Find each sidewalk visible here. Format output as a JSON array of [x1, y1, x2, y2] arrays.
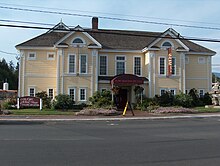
[[1, 112, 220, 122]]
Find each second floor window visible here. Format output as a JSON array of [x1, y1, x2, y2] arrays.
[[159, 57, 166, 75], [116, 56, 125, 75], [80, 55, 87, 74], [69, 55, 75, 73], [134, 57, 141, 75], [100, 55, 107, 75]]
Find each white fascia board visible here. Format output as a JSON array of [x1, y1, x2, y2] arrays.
[[16, 46, 56, 50], [100, 49, 142, 53], [54, 31, 75, 46], [82, 32, 102, 48], [142, 47, 160, 52], [148, 30, 189, 51], [186, 52, 216, 56]]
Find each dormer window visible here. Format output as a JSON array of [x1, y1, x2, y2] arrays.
[[72, 38, 84, 44], [161, 41, 173, 49], [71, 37, 86, 47]]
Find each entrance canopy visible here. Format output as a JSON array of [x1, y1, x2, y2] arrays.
[[111, 74, 147, 86]]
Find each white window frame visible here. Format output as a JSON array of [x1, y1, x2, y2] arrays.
[[170, 89, 176, 95], [71, 37, 86, 46], [158, 56, 166, 75], [47, 88, 54, 99], [68, 87, 76, 101], [68, 54, 76, 74], [171, 57, 176, 76], [198, 57, 206, 64], [199, 89, 204, 97], [161, 40, 174, 49], [79, 88, 87, 101], [133, 56, 142, 76], [28, 52, 36, 60], [47, 52, 55, 60], [160, 88, 167, 96], [160, 88, 176, 96], [115, 55, 126, 75], [185, 56, 189, 64], [28, 87, 35, 97], [99, 55, 108, 76], [79, 54, 88, 74]]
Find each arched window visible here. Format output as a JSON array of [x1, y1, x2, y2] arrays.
[[72, 38, 84, 44], [162, 41, 172, 47]]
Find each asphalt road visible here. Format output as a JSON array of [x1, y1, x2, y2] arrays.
[[1, 118, 220, 166]]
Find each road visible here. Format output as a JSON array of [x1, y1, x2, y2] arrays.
[[1, 117, 220, 166]]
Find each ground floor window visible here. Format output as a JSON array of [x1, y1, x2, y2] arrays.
[[28, 87, 35, 97], [68, 88, 75, 101], [79, 88, 86, 101], [199, 89, 204, 97], [160, 88, 176, 96], [48, 89, 54, 99]]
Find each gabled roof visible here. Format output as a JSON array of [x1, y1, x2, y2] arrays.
[[16, 24, 216, 55]]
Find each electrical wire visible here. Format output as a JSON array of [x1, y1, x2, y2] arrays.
[[1, 5, 220, 31]]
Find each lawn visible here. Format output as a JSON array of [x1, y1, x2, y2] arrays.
[[195, 107, 220, 113], [10, 109, 77, 115]]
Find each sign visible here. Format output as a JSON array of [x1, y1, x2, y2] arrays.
[[167, 47, 172, 77], [19, 96, 40, 108]]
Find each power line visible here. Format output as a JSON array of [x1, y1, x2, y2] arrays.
[[0, 19, 54, 26], [1, 2, 220, 27], [0, 23, 220, 43], [1, 5, 220, 31], [0, 50, 17, 55]]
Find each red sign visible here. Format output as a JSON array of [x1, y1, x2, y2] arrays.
[[19, 96, 40, 108], [167, 47, 172, 77]]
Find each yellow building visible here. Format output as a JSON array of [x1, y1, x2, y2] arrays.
[[16, 17, 216, 108]]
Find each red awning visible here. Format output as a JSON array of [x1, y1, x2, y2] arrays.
[[111, 74, 144, 85]]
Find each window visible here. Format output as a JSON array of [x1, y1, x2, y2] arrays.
[[68, 88, 75, 101], [161, 41, 173, 49], [134, 57, 141, 75], [28, 87, 35, 97], [172, 57, 176, 75], [68, 55, 75, 73], [48, 89, 54, 99], [199, 89, 204, 97], [198, 57, 206, 64], [79, 88, 86, 101], [116, 56, 126, 75], [159, 57, 166, 75], [28, 52, 36, 60], [47, 52, 55, 60], [185, 56, 189, 64], [170, 89, 176, 95], [160, 89, 166, 96], [72, 38, 84, 44], [80, 55, 87, 74], [100, 55, 107, 75]]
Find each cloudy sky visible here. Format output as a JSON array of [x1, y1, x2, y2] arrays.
[[0, 0, 220, 71]]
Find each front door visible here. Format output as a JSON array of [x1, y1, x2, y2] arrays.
[[116, 89, 127, 110]]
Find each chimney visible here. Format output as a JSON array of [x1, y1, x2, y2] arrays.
[[92, 17, 98, 30]]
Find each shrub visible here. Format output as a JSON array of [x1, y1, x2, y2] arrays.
[[2, 97, 17, 109], [154, 92, 174, 107], [200, 92, 212, 105], [52, 94, 74, 110], [173, 93, 193, 108], [189, 88, 204, 106], [36, 91, 51, 109], [89, 90, 113, 108]]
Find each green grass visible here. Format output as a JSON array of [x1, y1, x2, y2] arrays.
[[195, 107, 220, 113], [10, 109, 77, 115]]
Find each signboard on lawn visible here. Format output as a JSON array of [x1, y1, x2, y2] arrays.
[[17, 96, 42, 110]]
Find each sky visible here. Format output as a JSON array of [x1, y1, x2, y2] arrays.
[[0, 0, 220, 71]]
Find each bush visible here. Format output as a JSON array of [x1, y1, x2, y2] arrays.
[[189, 88, 204, 106], [89, 90, 113, 108], [52, 94, 74, 110], [2, 97, 17, 109], [200, 92, 212, 105], [36, 91, 51, 109], [154, 92, 174, 107], [174, 93, 193, 108]]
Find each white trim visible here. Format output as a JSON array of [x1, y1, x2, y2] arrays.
[[115, 55, 126, 75], [133, 56, 142, 76], [147, 29, 189, 51], [47, 52, 56, 60], [98, 80, 110, 84], [186, 52, 216, 56], [100, 49, 142, 53], [56, 49, 61, 95], [99, 54, 108, 76], [28, 87, 36, 97], [22, 53, 25, 97], [16, 46, 56, 50], [185, 56, 189, 64], [153, 53, 156, 96], [68, 87, 76, 101], [148, 52, 152, 97], [82, 32, 102, 48], [198, 89, 205, 97], [71, 36, 86, 45], [61, 50, 64, 94], [79, 54, 88, 74], [160, 88, 167, 96], [79, 88, 87, 101], [27, 52, 36, 60], [161, 40, 174, 49], [68, 54, 76, 74], [158, 56, 166, 76], [186, 77, 208, 80]]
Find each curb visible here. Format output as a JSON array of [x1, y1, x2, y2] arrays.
[[1, 114, 220, 122]]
